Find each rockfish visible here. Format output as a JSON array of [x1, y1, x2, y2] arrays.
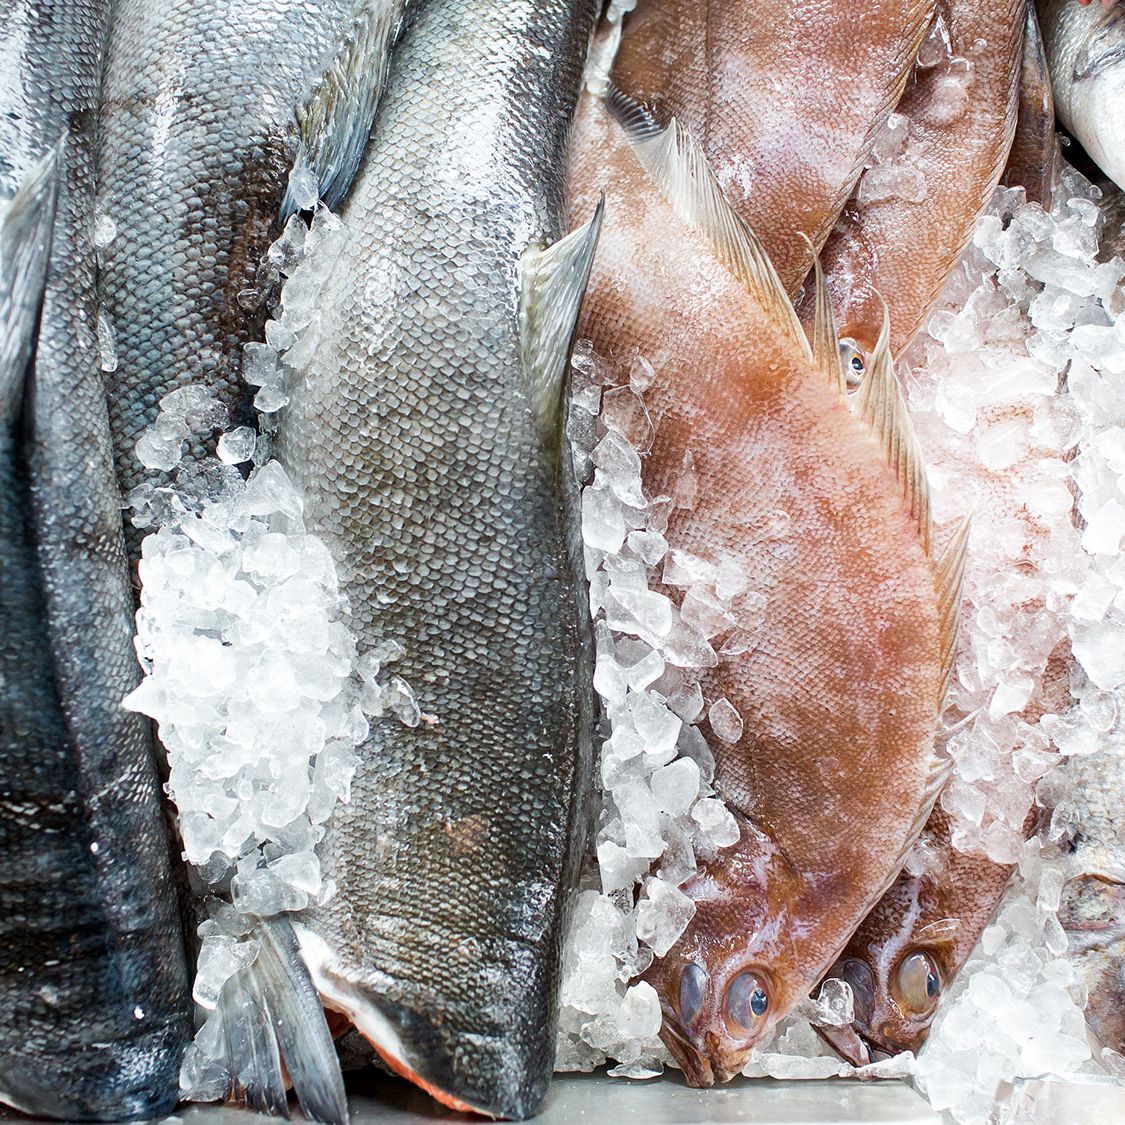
[[609, 0, 936, 294], [567, 89, 965, 1085], [276, 0, 599, 1117]]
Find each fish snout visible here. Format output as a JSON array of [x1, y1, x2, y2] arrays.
[[813, 1020, 874, 1068]]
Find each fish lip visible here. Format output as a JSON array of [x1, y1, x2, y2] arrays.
[[813, 1021, 875, 1068], [659, 1020, 717, 1087]]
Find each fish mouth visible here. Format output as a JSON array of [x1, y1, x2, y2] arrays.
[[659, 1020, 718, 1087], [813, 1021, 876, 1068]]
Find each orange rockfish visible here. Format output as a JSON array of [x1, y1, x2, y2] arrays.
[[567, 90, 965, 1085], [807, 0, 1024, 361], [609, 0, 936, 294]]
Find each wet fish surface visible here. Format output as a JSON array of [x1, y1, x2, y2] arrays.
[[567, 89, 963, 1085], [276, 0, 599, 1117], [0, 1, 192, 1116], [1003, 2, 1057, 206], [1039, 0, 1125, 192], [807, 0, 1025, 360], [97, 0, 412, 555], [609, 0, 936, 294]]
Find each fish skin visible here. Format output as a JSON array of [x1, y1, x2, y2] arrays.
[[1003, 2, 1057, 206], [567, 93, 953, 1086], [806, 0, 1025, 359], [1039, 0, 1125, 192], [608, 0, 936, 294], [0, 2, 193, 1117], [96, 0, 408, 557], [276, 0, 597, 1117], [1040, 744, 1125, 1056]]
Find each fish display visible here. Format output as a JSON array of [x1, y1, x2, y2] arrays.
[[1039, 0, 1125, 192], [1003, 2, 1057, 205], [1041, 742, 1125, 1057], [96, 0, 413, 554], [566, 87, 965, 1085], [0, 0, 192, 1115], [609, 0, 936, 294], [806, 0, 1024, 360], [274, 0, 599, 1117]]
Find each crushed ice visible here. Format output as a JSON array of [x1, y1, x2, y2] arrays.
[[124, 200, 417, 1098]]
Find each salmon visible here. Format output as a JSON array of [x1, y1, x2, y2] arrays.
[[567, 89, 965, 1085], [805, 0, 1025, 361], [608, 0, 936, 294]]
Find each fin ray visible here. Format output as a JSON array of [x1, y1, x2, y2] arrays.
[[935, 515, 971, 703], [802, 237, 847, 397]]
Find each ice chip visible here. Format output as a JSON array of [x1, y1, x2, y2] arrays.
[[635, 877, 695, 957], [217, 426, 258, 465], [707, 697, 744, 743]]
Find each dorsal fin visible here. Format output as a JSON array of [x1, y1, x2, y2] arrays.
[[934, 515, 970, 704], [281, 0, 415, 218], [799, 235, 847, 398], [605, 85, 811, 361], [520, 198, 604, 435], [854, 303, 932, 555]]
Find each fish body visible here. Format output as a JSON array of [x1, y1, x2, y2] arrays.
[[1003, 2, 1057, 206], [1039, 0, 1125, 192], [276, 0, 598, 1117], [567, 92, 960, 1086], [809, 0, 1024, 359], [1041, 743, 1125, 1056], [0, 2, 193, 1116], [609, 0, 936, 293], [97, 0, 410, 554]]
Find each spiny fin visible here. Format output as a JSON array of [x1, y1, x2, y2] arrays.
[[800, 235, 847, 397], [281, 0, 414, 217], [854, 303, 932, 555], [606, 84, 811, 361], [0, 143, 60, 423], [934, 515, 971, 704], [214, 918, 349, 1124], [520, 198, 604, 434]]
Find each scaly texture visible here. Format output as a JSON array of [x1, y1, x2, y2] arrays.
[[609, 0, 936, 294], [1002, 2, 1056, 206], [567, 95, 950, 1086], [0, 1, 192, 1117], [275, 1, 597, 1118], [807, 0, 1025, 358], [1039, 0, 1125, 192], [96, 0, 402, 556]]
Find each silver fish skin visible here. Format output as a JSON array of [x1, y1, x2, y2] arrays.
[[276, 0, 598, 1117], [1038, 0, 1125, 190], [1040, 741, 1125, 1057], [96, 0, 412, 556], [0, 2, 193, 1118]]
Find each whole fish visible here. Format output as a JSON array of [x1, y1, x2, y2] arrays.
[[1041, 739, 1125, 1058], [1003, 2, 1057, 206], [0, 0, 192, 1112], [275, 0, 599, 1117], [806, 0, 1024, 361], [567, 89, 964, 1085], [609, 0, 936, 294], [1039, 0, 1125, 192], [96, 0, 413, 555]]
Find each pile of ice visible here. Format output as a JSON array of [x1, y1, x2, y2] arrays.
[[125, 193, 416, 1095], [555, 342, 747, 1076]]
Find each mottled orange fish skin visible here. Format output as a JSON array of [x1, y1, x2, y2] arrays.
[[609, 0, 936, 294], [568, 96, 947, 1085], [1002, 2, 1056, 207], [808, 0, 1025, 358]]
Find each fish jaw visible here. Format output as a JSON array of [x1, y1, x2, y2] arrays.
[[641, 819, 800, 1085]]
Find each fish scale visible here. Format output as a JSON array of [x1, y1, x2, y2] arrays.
[[0, 0, 192, 1117], [276, 0, 598, 1118]]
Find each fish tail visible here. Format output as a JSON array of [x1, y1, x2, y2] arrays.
[[281, 0, 415, 217], [214, 916, 349, 1124], [0, 141, 61, 422]]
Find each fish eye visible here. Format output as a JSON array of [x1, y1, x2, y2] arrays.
[[838, 338, 866, 387], [678, 962, 709, 1025], [895, 951, 941, 1015], [724, 971, 770, 1032]]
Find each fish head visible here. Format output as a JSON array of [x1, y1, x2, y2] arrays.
[[642, 821, 800, 1084]]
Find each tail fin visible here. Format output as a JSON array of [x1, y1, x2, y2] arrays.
[[0, 143, 61, 422], [214, 916, 349, 1124]]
